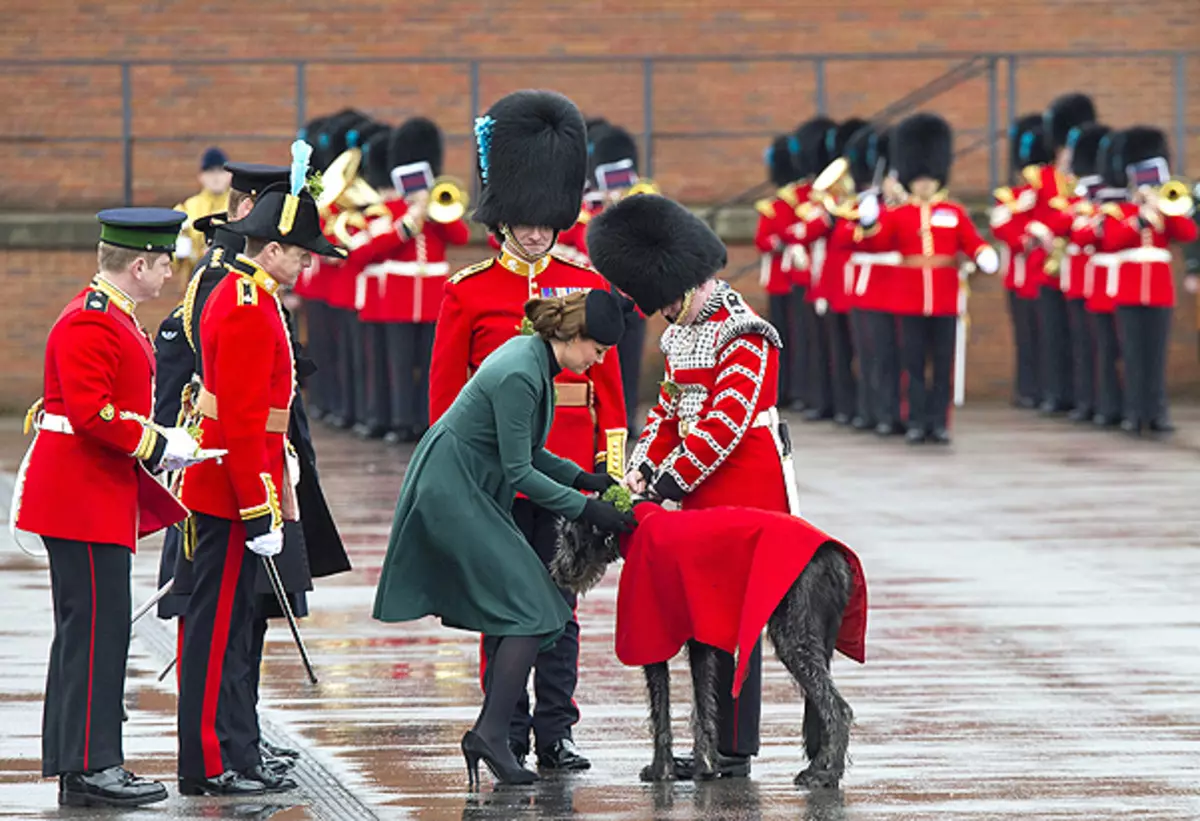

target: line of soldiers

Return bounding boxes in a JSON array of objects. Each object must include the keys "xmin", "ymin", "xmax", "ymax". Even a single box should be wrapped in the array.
[
  {"xmin": 992, "ymin": 92, "xmax": 1198, "ymax": 435},
  {"xmin": 755, "ymin": 112, "xmax": 997, "ymax": 445}
]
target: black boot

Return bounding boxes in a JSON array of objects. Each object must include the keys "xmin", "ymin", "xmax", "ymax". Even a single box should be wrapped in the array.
[
  {"xmin": 537, "ymin": 738, "xmax": 591, "ymax": 771},
  {"xmin": 59, "ymin": 767, "xmax": 167, "ymax": 808},
  {"xmin": 179, "ymin": 769, "xmax": 277, "ymax": 796}
]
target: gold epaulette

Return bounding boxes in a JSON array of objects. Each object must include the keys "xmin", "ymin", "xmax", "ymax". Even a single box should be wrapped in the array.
[
  {"xmin": 778, "ymin": 184, "xmax": 799, "ymax": 208},
  {"xmin": 993, "ymin": 186, "xmax": 1014, "ymax": 204},
  {"xmin": 1049, "ymin": 196, "xmax": 1069, "ymax": 211},
  {"xmin": 549, "ymin": 251, "xmax": 596, "ymax": 271},
  {"xmin": 1101, "ymin": 204, "xmax": 1125, "ymax": 220},
  {"xmin": 448, "ymin": 258, "xmax": 495, "ymax": 285},
  {"xmin": 1022, "ymin": 165, "xmax": 1042, "ymax": 188},
  {"xmin": 754, "ymin": 199, "xmax": 776, "ymax": 219},
  {"xmin": 795, "ymin": 201, "xmax": 817, "ymax": 221},
  {"xmin": 577, "ymin": 210, "xmax": 593, "ymax": 224}
]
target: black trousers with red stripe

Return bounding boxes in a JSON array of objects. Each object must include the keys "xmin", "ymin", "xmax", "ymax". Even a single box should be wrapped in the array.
[
  {"xmin": 481, "ymin": 499, "xmax": 580, "ymax": 755},
  {"xmin": 177, "ymin": 514, "xmax": 261, "ymax": 779},
  {"xmin": 42, "ymin": 539, "xmax": 131, "ymax": 777}
]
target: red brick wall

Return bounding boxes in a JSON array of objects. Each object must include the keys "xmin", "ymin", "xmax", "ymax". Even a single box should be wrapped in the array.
[
  {"xmin": 3, "ymin": 245, "xmax": 1198, "ymax": 412},
  {"xmin": 2, "ymin": 1, "xmax": 1198, "ymax": 208}
]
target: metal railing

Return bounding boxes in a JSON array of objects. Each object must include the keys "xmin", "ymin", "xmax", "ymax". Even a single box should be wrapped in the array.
[{"xmin": 2, "ymin": 50, "xmax": 1196, "ymax": 207}]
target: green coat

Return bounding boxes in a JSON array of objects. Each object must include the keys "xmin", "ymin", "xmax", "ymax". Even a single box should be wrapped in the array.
[{"xmin": 372, "ymin": 334, "xmax": 586, "ymax": 647}]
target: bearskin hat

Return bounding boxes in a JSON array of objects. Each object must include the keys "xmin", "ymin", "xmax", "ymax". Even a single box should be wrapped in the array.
[
  {"xmin": 361, "ymin": 128, "xmax": 394, "ymax": 190},
  {"xmin": 829, "ymin": 118, "xmax": 870, "ymax": 159},
  {"xmin": 843, "ymin": 126, "xmax": 877, "ymax": 189},
  {"xmin": 767, "ymin": 133, "xmax": 798, "ymax": 187},
  {"xmin": 472, "ymin": 90, "xmax": 588, "ymax": 232},
  {"xmin": 869, "ymin": 129, "xmax": 891, "ymax": 175},
  {"xmin": 592, "ymin": 125, "xmax": 639, "ymax": 172},
  {"xmin": 892, "ymin": 113, "xmax": 953, "ymax": 188},
  {"xmin": 1119, "ymin": 126, "xmax": 1170, "ymax": 168},
  {"xmin": 388, "ymin": 117, "xmax": 444, "ymax": 177},
  {"xmin": 1096, "ymin": 130, "xmax": 1129, "ymax": 189},
  {"xmin": 1008, "ymin": 114, "xmax": 1043, "ymax": 174},
  {"xmin": 586, "ymin": 194, "xmax": 726, "ymax": 315},
  {"xmin": 793, "ymin": 116, "xmax": 838, "ymax": 178},
  {"xmin": 1017, "ymin": 123, "xmax": 1054, "ymax": 169},
  {"xmin": 311, "ymin": 109, "xmax": 366, "ymax": 171},
  {"xmin": 1069, "ymin": 123, "xmax": 1112, "ymax": 179},
  {"xmin": 1044, "ymin": 92, "xmax": 1096, "ymax": 152}
]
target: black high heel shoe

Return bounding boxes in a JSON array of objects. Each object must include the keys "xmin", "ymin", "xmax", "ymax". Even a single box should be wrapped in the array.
[{"xmin": 461, "ymin": 730, "xmax": 539, "ymax": 788}]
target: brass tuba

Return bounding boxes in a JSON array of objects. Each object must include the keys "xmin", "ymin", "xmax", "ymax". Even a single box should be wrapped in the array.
[
  {"xmin": 812, "ymin": 157, "xmax": 858, "ymax": 219},
  {"xmin": 1156, "ymin": 179, "xmax": 1194, "ymax": 217},
  {"xmin": 427, "ymin": 177, "xmax": 469, "ymax": 224},
  {"xmin": 317, "ymin": 148, "xmax": 381, "ymax": 217}
]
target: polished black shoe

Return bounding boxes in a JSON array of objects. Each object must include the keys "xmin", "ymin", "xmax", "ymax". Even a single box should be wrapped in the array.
[
  {"xmin": 242, "ymin": 764, "xmax": 297, "ymax": 792},
  {"xmin": 1093, "ymin": 413, "xmax": 1121, "ymax": 428},
  {"xmin": 1040, "ymin": 399, "xmax": 1073, "ymax": 416},
  {"xmin": 260, "ymin": 753, "xmax": 296, "ymax": 775},
  {"xmin": 927, "ymin": 427, "xmax": 952, "ymax": 445},
  {"xmin": 537, "ymin": 738, "xmax": 591, "ymax": 771},
  {"xmin": 672, "ymin": 753, "xmax": 752, "ymax": 780},
  {"xmin": 59, "ymin": 767, "xmax": 167, "ymax": 808},
  {"xmin": 833, "ymin": 412, "xmax": 852, "ymax": 426},
  {"xmin": 875, "ymin": 422, "xmax": 895, "ymax": 437},
  {"xmin": 462, "ymin": 730, "xmax": 539, "ymax": 787},
  {"xmin": 803, "ymin": 408, "xmax": 833, "ymax": 422},
  {"xmin": 1148, "ymin": 418, "xmax": 1176, "ymax": 434},
  {"xmin": 905, "ymin": 428, "xmax": 926, "ymax": 445},
  {"xmin": 262, "ymin": 739, "xmax": 300, "ymax": 760},
  {"xmin": 1120, "ymin": 418, "xmax": 1143, "ymax": 436},
  {"xmin": 178, "ymin": 769, "xmax": 276, "ymax": 796}
]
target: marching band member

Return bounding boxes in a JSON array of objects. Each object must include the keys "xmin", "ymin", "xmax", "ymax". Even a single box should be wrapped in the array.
[
  {"xmin": 857, "ymin": 113, "xmax": 999, "ymax": 445},
  {"xmin": 427, "ymin": 90, "xmax": 627, "ymax": 772},
  {"xmin": 590, "ymin": 193, "xmax": 795, "ymax": 780}
]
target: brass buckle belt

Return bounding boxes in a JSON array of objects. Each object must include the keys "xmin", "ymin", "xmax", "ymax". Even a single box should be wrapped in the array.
[
  {"xmin": 899, "ymin": 254, "xmax": 957, "ymax": 268},
  {"xmin": 554, "ymin": 382, "xmax": 593, "ymax": 408},
  {"xmin": 197, "ymin": 386, "xmax": 290, "ymax": 434}
]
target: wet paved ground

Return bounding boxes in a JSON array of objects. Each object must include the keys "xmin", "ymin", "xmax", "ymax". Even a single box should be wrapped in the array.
[{"xmin": 2, "ymin": 406, "xmax": 1200, "ymax": 820}]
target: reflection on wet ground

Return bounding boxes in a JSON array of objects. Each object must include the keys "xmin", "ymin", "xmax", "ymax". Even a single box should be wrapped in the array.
[{"xmin": 3, "ymin": 406, "xmax": 1200, "ymax": 819}]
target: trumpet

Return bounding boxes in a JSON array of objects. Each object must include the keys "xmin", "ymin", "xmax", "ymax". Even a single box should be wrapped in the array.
[
  {"xmin": 428, "ymin": 177, "xmax": 469, "ymax": 224},
  {"xmin": 812, "ymin": 157, "xmax": 859, "ymax": 220},
  {"xmin": 1156, "ymin": 179, "xmax": 1194, "ymax": 217}
]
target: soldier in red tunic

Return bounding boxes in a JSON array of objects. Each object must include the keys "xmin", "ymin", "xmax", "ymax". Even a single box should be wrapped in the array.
[
  {"xmin": 176, "ymin": 165, "xmax": 347, "ymax": 795},
  {"xmin": 14, "ymin": 208, "xmax": 202, "ymax": 807},
  {"xmin": 589, "ymin": 193, "xmax": 797, "ymax": 779},
  {"xmin": 857, "ymin": 113, "xmax": 999, "ymax": 444},
  {"xmin": 428, "ymin": 90, "xmax": 626, "ymax": 772},
  {"xmin": 1095, "ymin": 127, "xmax": 1197, "ymax": 434}
]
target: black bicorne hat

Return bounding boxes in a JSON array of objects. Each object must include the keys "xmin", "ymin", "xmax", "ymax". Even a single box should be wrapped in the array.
[
  {"xmin": 224, "ymin": 162, "xmax": 289, "ymax": 198},
  {"xmin": 586, "ymin": 194, "xmax": 726, "ymax": 315},
  {"xmin": 227, "ymin": 181, "xmax": 346, "ymax": 258}
]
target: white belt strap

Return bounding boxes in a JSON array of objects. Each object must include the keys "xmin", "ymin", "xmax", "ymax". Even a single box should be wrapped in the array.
[
  {"xmin": 1121, "ymin": 247, "xmax": 1173, "ymax": 264},
  {"xmin": 755, "ymin": 406, "xmax": 802, "ymax": 516},
  {"xmin": 849, "ymin": 251, "xmax": 902, "ymax": 265},
  {"xmin": 375, "ymin": 260, "xmax": 451, "ymax": 277},
  {"xmin": 38, "ymin": 413, "xmax": 74, "ymax": 435}
]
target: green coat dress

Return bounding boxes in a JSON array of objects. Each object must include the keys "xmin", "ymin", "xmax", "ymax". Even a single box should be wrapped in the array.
[{"xmin": 372, "ymin": 334, "xmax": 587, "ymax": 647}]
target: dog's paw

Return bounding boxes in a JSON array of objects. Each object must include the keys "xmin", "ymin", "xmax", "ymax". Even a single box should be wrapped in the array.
[
  {"xmin": 640, "ymin": 761, "xmax": 676, "ymax": 783},
  {"xmin": 794, "ymin": 765, "xmax": 842, "ymax": 790}
]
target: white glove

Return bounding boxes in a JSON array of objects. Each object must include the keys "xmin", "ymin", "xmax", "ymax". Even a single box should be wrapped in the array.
[
  {"xmin": 246, "ymin": 529, "xmax": 283, "ymax": 558},
  {"xmin": 158, "ymin": 426, "xmax": 201, "ymax": 472},
  {"xmin": 858, "ymin": 192, "xmax": 880, "ymax": 228},
  {"xmin": 975, "ymin": 246, "xmax": 1000, "ymax": 275}
]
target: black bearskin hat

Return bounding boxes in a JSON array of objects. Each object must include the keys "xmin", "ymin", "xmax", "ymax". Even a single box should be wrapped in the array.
[
  {"xmin": 1069, "ymin": 123, "xmax": 1112, "ymax": 179},
  {"xmin": 767, "ymin": 134, "xmax": 798, "ymax": 187},
  {"xmin": 793, "ymin": 116, "xmax": 837, "ymax": 178},
  {"xmin": 1119, "ymin": 125, "xmax": 1170, "ymax": 168},
  {"xmin": 1009, "ymin": 113, "xmax": 1043, "ymax": 174},
  {"xmin": 830, "ymin": 118, "xmax": 870, "ymax": 159},
  {"xmin": 388, "ymin": 117, "xmax": 444, "ymax": 177},
  {"xmin": 587, "ymin": 194, "xmax": 726, "ymax": 315},
  {"xmin": 843, "ymin": 126, "xmax": 877, "ymax": 189},
  {"xmin": 892, "ymin": 113, "xmax": 952, "ymax": 188},
  {"xmin": 592, "ymin": 125, "xmax": 639, "ymax": 172},
  {"xmin": 1017, "ymin": 123, "xmax": 1053, "ymax": 168},
  {"xmin": 361, "ymin": 128, "xmax": 393, "ymax": 190},
  {"xmin": 1096, "ymin": 130, "xmax": 1129, "ymax": 189},
  {"xmin": 1044, "ymin": 92, "xmax": 1096, "ymax": 152},
  {"xmin": 472, "ymin": 90, "xmax": 588, "ymax": 232}
]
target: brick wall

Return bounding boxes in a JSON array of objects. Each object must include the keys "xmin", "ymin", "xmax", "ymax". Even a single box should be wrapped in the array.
[
  {"xmin": 3, "ymin": 244, "xmax": 1198, "ymax": 413},
  {"xmin": 2, "ymin": 1, "xmax": 1198, "ymax": 208}
]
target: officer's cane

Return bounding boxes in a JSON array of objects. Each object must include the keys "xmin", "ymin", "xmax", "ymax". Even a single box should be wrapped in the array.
[{"xmin": 262, "ymin": 555, "xmax": 318, "ymax": 685}]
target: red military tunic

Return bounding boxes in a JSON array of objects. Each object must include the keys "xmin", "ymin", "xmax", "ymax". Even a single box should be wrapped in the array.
[
  {"xmin": 16, "ymin": 277, "xmax": 186, "ymax": 549},
  {"xmin": 181, "ymin": 256, "xmax": 296, "ymax": 528},
  {"xmin": 324, "ymin": 203, "xmax": 370, "ymax": 313},
  {"xmin": 858, "ymin": 193, "xmax": 989, "ymax": 317},
  {"xmin": 753, "ymin": 185, "xmax": 805, "ymax": 296},
  {"xmin": 630, "ymin": 282, "xmax": 788, "ymax": 513},
  {"xmin": 354, "ymin": 198, "xmax": 471, "ymax": 324},
  {"xmin": 788, "ymin": 182, "xmax": 816, "ymax": 288},
  {"xmin": 553, "ymin": 206, "xmax": 596, "ymax": 267},
  {"xmin": 1070, "ymin": 210, "xmax": 1120, "ymax": 314},
  {"xmin": 428, "ymin": 248, "xmax": 626, "ymax": 472},
  {"xmin": 1098, "ymin": 202, "xmax": 1198, "ymax": 308},
  {"xmin": 794, "ymin": 206, "xmax": 857, "ymax": 313},
  {"xmin": 990, "ymin": 182, "xmax": 1042, "ymax": 299}
]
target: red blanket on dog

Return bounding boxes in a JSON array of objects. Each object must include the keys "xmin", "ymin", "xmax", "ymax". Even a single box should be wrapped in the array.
[{"xmin": 616, "ymin": 503, "xmax": 867, "ymax": 697}]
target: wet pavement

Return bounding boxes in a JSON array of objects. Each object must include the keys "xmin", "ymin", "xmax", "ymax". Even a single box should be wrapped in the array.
[{"xmin": 2, "ymin": 406, "xmax": 1200, "ymax": 819}]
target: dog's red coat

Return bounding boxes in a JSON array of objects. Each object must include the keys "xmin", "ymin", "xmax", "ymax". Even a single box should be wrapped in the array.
[{"xmin": 616, "ymin": 503, "xmax": 868, "ymax": 697}]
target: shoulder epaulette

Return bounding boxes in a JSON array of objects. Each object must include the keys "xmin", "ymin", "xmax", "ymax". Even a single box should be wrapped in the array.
[
  {"xmin": 237, "ymin": 277, "xmax": 258, "ymax": 306},
  {"xmin": 1022, "ymin": 166, "xmax": 1041, "ymax": 189},
  {"xmin": 549, "ymin": 251, "xmax": 596, "ymax": 271},
  {"xmin": 448, "ymin": 258, "xmax": 495, "ymax": 285},
  {"xmin": 577, "ymin": 210, "xmax": 593, "ymax": 225},
  {"xmin": 795, "ymin": 201, "xmax": 817, "ymax": 221},
  {"xmin": 1049, "ymin": 196, "xmax": 1069, "ymax": 211},
  {"xmin": 83, "ymin": 290, "xmax": 110, "ymax": 313},
  {"xmin": 993, "ymin": 187, "xmax": 1014, "ymax": 204},
  {"xmin": 754, "ymin": 199, "xmax": 776, "ymax": 219},
  {"xmin": 1101, "ymin": 203, "xmax": 1126, "ymax": 220},
  {"xmin": 778, "ymin": 184, "xmax": 799, "ymax": 208}
]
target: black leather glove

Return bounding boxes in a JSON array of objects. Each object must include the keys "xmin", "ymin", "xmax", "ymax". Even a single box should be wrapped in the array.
[
  {"xmin": 577, "ymin": 497, "xmax": 637, "ymax": 533},
  {"xmin": 652, "ymin": 472, "xmax": 686, "ymax": 503},
  {"xmin": 573, "ymin": 471, "xmax": 618, "ymax": 493}
]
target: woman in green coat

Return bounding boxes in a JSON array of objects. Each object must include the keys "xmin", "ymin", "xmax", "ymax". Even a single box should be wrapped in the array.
[{"xmin": 373, "ymin": 289, "xmax": 636, "ymax": 786}]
